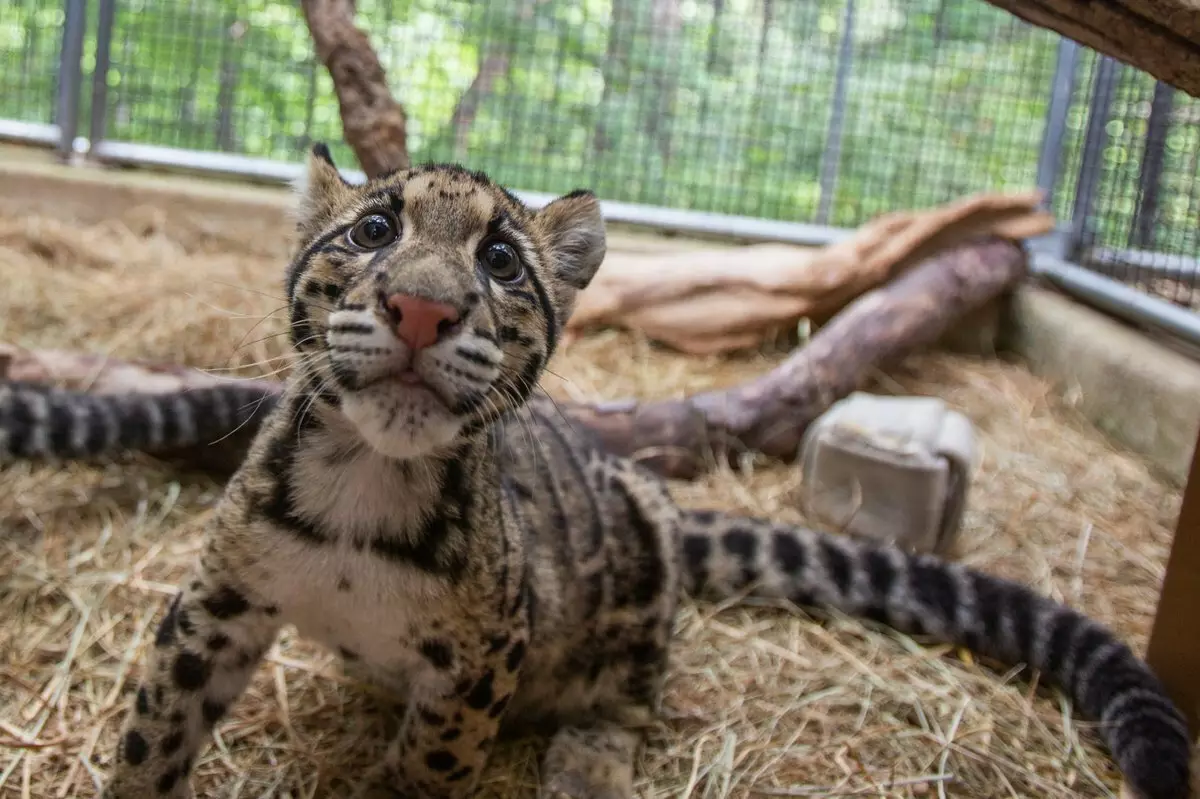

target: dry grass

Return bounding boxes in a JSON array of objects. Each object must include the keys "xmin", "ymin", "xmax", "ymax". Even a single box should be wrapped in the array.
[{"xmin": 0, "ymin": 194, "xmax": 1184, "ymax": 798}]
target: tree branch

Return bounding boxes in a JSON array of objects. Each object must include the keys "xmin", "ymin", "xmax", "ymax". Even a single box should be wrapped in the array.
[{"xmin": 300, "ymin": 0, "xmax": 410, "ymax": 176}]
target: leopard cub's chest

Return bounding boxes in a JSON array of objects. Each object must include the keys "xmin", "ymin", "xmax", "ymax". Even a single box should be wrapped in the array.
[{"xmin": 255, "ymin": 535, "xmax": 452, "ymax": 680}]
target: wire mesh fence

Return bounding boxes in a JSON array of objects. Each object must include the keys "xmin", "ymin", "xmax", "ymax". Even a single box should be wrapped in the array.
[
  {"xmin": 0, "ymin": 0, "xmax": 67, "ymax": 127},
  {"xmin": 0, "ymin": 0, "xmax": 1198, "ymax": 314}
]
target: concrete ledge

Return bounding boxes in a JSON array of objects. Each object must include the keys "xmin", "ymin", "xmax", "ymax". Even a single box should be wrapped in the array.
[{"xmin": 1003, "ymin": 285, "xmax": 1200, "ymax": 486}]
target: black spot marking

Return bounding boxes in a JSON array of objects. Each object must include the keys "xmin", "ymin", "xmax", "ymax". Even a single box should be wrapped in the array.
[
  {"xmin": 861, "ymin": 549, "xmax": 898, "ymax": 626},
  {"xmin": 505, "ymin": 640, "xmax": 526, "ymax": 673},
  {"xmin": 419, "ymin": 707, "xmax": 446, "ymax": 726},
  {"xmin": 723, "ymin": 528, "xmax": 757, "ymax": 560},
  {"xmin": 155, "ymin": 595, "xmax": 182, "ymax": 648},
  {"xmin": 156, "ymin": 768, "xmax": 181, "ymax": 794},
  {"xmin": 820, "ymin": 539, "xmax": 854, "ymax": 597},
  {"xmin": 172, "ymin": 652, "xmax": 210, "ymax": 691},
  {"xmin": 681, "ymin": 534, "xmax": 711, "ymax": 592},
  {"xmin": 426, "ymin": 750, "xmax": 459, "ymax": 772},
  {"xmin": 206, "ymin": 633, "xmax": 230, "ymax": 651},
  {"xmin": 123, "ymin": 730, "xmax": 149, "ymax": 765},
  {"xmin": 448, "ymin": 766, "xmax": 474, "ymax": 782},
  {"xmin": 497, "ymin": 325, "xmax": 533, "ymax": 345},
  {"xmin": 771, "ymin": 531, "xmax": 805, "ymax": 574},
  {"xmin": 264, "ymin": 605, "xmax": 280, "ymax": 617},
  {"xmin": 911, "ymin": 560, "xmax": 961, "ymax": 630},
  {"xmin": 337, "ymin": 576, "xmax": 352, "ymax": 592},
  {"xmin": 136, "ymin": 687, "xmax": 151, "ymax": 715},
  {"xmin": 488, "ymin": 694, "xmax": 511, "ymax": 719},
  {"xmin": 161, "ymin": 729, "xmax": 184, "ymax": 756},
  {"xmin": 420, "ymin": 639, "xmax": 454, "ymax": 670},
  {"xmin": 339, "ymin": 646, "xmax": 360, "ymax": 661},
  {"xmin": 1042, "ymin": 609, "xmax": 1078, "ymax": 679},
  {"xmin": 485, "ymin": 633, "xmax": 509, "ymax": 654},
  {"xmin": 176, "ymin": 607, "xmax": 195, "ymax": 637},
  {"xmin": 200, "ymin": 585, "xmax": 251, "ymax": 620},
  {"xmin": 202, "ymin": 699, "xmax": 226, "ymax": 726},
  {"xmin": 440, "ymin": 727, "xmax": 461, "ymax": 742},
  {"xmin": 465, "ymin": 670, "xmax": 495, "ymax": 710},
  {"xmin": 723, "ymin": 527, "xmax": 759, "ymax": 585},
  {"xmin": 311, "ymin": 141, "xmax": 335, "ymax": 165}
]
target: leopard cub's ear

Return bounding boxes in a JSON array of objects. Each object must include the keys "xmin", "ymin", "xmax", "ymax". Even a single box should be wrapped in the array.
[
  {"xmin": 537, "ymin": 189, "xmax": 607, "ymax": 292},
  {"xmin": 291, "ymin": 142, "xmax": 354, "ymax": 238}
]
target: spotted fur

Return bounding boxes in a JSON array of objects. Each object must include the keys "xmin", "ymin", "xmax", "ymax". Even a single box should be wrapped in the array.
[{"xmin": 6, "ymin": 144, "xmax": 1187, "ymax": 798}]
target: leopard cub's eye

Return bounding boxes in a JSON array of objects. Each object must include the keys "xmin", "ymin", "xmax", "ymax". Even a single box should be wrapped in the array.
[
  {"xmin": 348, "ymin": 213, "xmax": 399, "ymax": 249},
  {"xmin": 480, "ymin": 241, "xmax": 523, "ymax": 282}
]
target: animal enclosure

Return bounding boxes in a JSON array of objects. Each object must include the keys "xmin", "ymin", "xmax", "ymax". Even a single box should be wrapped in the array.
[
  {"xmin": 1, "ymin": 0, "xmax": 1199, "ymax": 797},
  {"xmin": 0, "ymin": 160, "xmax": 1186, "ymax": 797}
]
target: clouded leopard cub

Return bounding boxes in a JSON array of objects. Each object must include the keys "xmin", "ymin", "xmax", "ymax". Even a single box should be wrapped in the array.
[{"xmin": 2, "ymin": 144, "xmax": 1187, "ymax": 798}]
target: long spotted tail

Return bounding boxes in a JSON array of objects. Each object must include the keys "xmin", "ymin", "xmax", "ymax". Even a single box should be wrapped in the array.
[
  {"xmin": 679, "ymin": 509, "xmax": 1191, "ymax": 799},
  {"xmin": 0, "ymin": 382, "xmax": 278, "ymax": 461}
]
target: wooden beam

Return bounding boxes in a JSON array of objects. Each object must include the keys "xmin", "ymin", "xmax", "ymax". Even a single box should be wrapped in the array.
[
  {"xmin": 1146, "ymin": 425, "xmax": 1200, "ymax": 731},
  {"xmin": 983, "ymin": 0, "xmax": 1200, "ymax": 98}
]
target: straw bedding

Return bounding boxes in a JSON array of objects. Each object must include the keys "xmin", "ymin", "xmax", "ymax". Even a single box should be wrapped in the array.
[{"xmin": 0, "ymin": 196, "xmax": 1183, "ymax": 798}]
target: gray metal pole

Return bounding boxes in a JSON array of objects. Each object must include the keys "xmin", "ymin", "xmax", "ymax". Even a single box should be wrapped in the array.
[
  {"xmin": 89, "ymin": 0, "xmax": 117, "ymax": 149},
  {"xmin": 1067, "ymin": 55, "xmax": 1120, "ymax": 263},
  {"xmin": 55, "ymin": 0, "xmax": 87, "ymax": 159},
  {"xmin": 1130, "ymin": 80, "xmax": 1175, "ymax": 250},
  {"xmin": 1035, "ymin": 38, "xmax": 1079, "ymax": 208},
  {"xmin": 816, "ymin": 0, "xmax": 855, "ymax": 226}
]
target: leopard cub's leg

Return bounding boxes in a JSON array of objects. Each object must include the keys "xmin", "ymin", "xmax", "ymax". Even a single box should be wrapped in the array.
[
  {"xmin": 101, "ymin": 574, "xmax": 282, "ymax": 799},
  {"xmin": 352, "ymin": 625, "xmax": 529, "ymax": 799},
  {"xmin": 540, "ymin": 722, "xmax": 642, "ymax": 799}
]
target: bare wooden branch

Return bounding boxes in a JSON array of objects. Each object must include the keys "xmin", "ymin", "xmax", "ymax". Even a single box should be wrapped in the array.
[
  {"xmin": 300, "ymin": 0, "xmax": 410, "ymax": 176},
  {"xmin": 563, "ymin": 237, "xmax": 1028, "ymax": 477},
  {"xmin": 983, "ymin": 0, "xmax": 1200, "ymax": 97},
  {"xmin": 1, "ymin": 237, "xmax": 1026, "ymax": 480}
]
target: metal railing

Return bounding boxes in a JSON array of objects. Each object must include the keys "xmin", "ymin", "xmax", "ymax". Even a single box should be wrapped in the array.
[{"xmin": 1, "ymin": 0, "xmax": 1197, "ymax": 346}]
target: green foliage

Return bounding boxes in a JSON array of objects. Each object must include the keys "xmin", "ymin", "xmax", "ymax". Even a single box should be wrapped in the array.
[{"xmin": 2, "ymin": 0, "xmax": 1195, "ymax": 260}]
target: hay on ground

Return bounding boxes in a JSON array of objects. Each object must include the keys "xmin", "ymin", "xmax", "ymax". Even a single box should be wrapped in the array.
[{"xmin": 0, "ymin": 198, "xmax": 1182, "ymax": 798}]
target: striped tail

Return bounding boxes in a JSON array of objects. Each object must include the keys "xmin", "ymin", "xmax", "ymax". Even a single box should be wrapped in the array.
[
  {"xmin": 0, "ymin": 382, "xmax": 278, "ymax": 461},
  {"xmin": 679, "ymin": 509, "xmax": 1191, "ymax": 799}
]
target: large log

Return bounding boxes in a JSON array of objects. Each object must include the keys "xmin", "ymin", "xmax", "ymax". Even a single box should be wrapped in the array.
[
  {"xmin": 563, "ymin": 236, "xmax": 1027, "ymax": 477},
  {"xmin": 983, "ymin": 0, "xmax": 1200, "ymax": 97},
  {"xmin": 0, "ymin": 237, "xmax": 1027, "ymax": 480}
]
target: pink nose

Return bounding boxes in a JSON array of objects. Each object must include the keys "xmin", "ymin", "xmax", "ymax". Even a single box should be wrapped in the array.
[{"xmin": 383, "ymin": 293, "xmax": 461, "ymax": 351}]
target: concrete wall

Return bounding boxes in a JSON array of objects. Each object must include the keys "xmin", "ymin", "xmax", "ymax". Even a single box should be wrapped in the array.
[{"xmin": 1003, "ymin": 286, "xmax": 1200, "ymax": 486}]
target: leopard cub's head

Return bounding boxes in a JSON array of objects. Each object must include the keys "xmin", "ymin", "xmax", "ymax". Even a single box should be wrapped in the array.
[{"xmin": 286, "ymin": 143, "xmax": 606, "ymax": 460}]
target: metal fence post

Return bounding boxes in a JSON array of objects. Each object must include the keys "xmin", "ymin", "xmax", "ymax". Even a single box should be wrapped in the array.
[
  {"xmin": 1035, "ymin": 38, "xmax": 1079, "ymax": 209},
  {"xmin": 55, "ymin": 0, "xmax": 88, "ymax": 158},
  {"xmin": 1067, "ymin": 55, "xmax": 1120, "ymax": 263},
  {"xmin": 89, "ymin": 0, "xmax": 117, "ymax": 152},
  {"xmin": 1129, "ymin": 80, "xmax": 1174, "ymax": 250},
  {"xmin": 816, "ymin": 0, "xmax": 855, "ymax": 226}
]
